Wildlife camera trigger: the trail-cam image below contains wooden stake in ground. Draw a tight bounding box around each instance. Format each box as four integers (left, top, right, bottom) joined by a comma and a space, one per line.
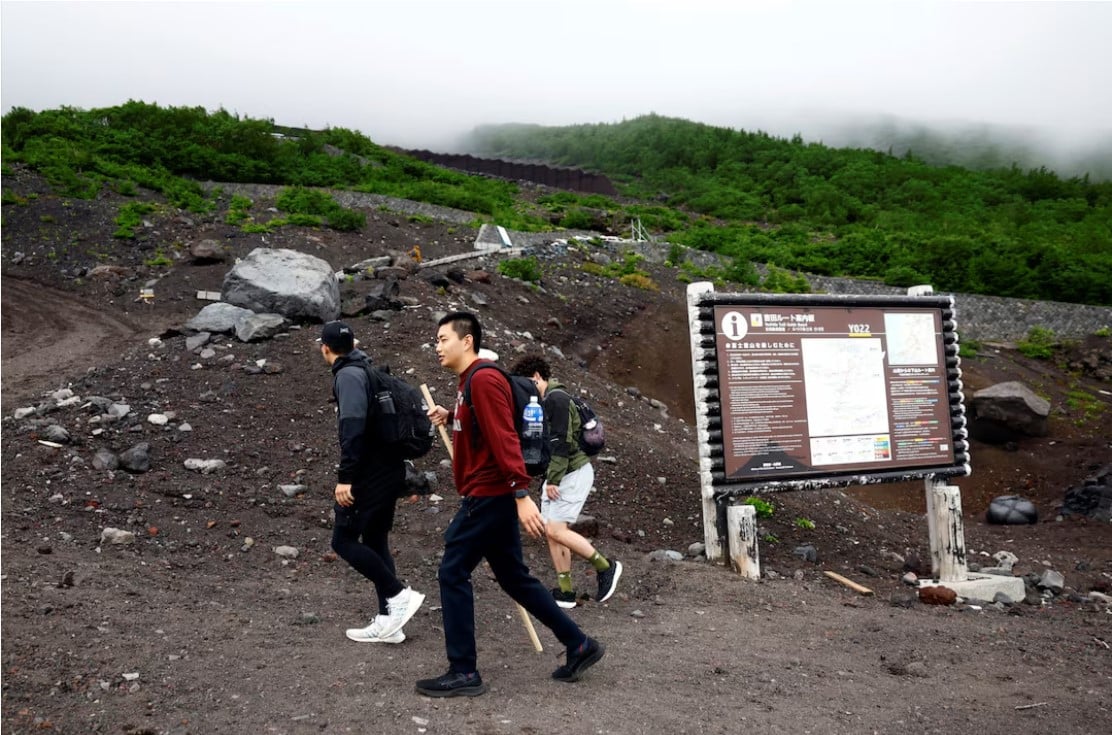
420, 384, 544, 654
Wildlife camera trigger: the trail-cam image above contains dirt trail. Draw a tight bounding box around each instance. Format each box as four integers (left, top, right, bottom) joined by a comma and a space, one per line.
1, 276, 144, 410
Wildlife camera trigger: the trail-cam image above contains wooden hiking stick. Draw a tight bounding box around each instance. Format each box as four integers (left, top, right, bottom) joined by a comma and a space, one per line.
420, 384, 544, 654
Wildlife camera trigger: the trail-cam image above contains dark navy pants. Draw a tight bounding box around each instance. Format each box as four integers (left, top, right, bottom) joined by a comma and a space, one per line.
439, 494, 587, 674
332, 497, 404, 616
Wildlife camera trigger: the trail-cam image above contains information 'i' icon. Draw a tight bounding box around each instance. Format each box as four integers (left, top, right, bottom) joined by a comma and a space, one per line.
720, 311, 748, 341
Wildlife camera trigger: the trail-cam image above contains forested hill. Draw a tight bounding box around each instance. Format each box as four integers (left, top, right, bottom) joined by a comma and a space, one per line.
2, 103, 1110, 306
462, 115, 1112, 306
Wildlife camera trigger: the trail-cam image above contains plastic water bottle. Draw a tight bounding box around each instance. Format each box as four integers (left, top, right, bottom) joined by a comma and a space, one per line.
522, 395, 545, 466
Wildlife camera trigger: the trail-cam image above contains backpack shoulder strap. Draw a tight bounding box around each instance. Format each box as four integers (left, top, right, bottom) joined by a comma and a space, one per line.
462, 362, 506, 407
338, 356, 385, 416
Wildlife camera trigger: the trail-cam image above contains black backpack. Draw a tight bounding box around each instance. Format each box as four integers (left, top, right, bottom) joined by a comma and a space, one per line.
350, 360, 434, 460
462, 362, 552, 477
549, 388, 606, 457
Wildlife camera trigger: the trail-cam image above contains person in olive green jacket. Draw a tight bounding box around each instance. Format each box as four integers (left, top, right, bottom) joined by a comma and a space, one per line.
510, 356, 622, 609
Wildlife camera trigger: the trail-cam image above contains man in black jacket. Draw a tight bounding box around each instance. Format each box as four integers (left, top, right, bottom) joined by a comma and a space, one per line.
319, 320, 425, 643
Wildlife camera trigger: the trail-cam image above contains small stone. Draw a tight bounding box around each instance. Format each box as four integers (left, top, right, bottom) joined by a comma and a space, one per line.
919, 585, 957, 606
278, 484, 307, 498
100, 528, 136, 545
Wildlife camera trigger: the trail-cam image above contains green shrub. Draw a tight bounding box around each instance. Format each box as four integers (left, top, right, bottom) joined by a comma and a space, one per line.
762, 264, 811, 293
497, 256, 542, 283
276, 186, 337, 215
287, 213, 323, 227
144, 249, 172, 268
794, 517, 815, 530
113, 201, 157, 238
1017, 326, 1056, 359
326, 208, 365, 231
619, 273, 659, 291
558, 207, 595, 230
666, 242, 686, 265
958, 338, 981, 359
883, 265, 930, 288
741, 496, 774, 518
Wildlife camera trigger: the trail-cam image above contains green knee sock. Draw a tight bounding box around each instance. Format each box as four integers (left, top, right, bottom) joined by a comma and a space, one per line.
557, 571, 574, 593
589, 552, 610, 572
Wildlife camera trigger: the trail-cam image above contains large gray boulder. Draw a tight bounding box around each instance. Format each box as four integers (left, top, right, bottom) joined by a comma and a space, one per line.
969, 381, 1050, 442
222, 248, 340, 322
185, 303, 254, 334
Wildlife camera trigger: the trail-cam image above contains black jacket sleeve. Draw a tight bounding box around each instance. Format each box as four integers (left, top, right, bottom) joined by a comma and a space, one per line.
334, 366, 370, 484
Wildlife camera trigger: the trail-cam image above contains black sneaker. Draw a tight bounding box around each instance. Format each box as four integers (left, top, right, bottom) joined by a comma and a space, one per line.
552, 587, 578, 609
415, 670, 488, 698
551, 637, 605, 682
596, 560, 623, 603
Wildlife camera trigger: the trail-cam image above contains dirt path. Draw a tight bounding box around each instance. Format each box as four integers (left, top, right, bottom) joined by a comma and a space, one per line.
1, 276, 144, 410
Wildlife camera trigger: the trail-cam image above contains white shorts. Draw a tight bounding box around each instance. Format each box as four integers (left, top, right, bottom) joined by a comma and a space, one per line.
540, 463, 594, 523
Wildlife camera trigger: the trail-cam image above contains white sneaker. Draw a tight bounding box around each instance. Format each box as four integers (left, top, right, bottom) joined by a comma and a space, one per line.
346, 614, 405, 644
378, 587, 425, 639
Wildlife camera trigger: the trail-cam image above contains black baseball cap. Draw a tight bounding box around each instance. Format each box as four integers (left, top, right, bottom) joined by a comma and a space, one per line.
317, 321, 357, 351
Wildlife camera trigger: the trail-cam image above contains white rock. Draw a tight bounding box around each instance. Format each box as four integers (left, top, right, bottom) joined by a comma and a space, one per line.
100, 527, 136, 545
147, 413, 169, 426
278, 484, 307, 498
13, 407, 36, 419
273, 545, 299, 559
184, 458, 226, 474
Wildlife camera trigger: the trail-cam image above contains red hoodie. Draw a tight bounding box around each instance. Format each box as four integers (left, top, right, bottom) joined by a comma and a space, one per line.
451, 360, 533, 497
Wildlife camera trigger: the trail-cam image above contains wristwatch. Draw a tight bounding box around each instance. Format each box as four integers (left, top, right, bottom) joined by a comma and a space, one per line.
514, 488, 530, 499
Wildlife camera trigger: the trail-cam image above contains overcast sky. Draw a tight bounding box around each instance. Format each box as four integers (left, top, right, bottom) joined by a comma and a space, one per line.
2, 0, 1110, 153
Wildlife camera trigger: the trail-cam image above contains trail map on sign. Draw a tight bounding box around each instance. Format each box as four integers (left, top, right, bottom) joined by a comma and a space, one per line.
715, 305, 954, 481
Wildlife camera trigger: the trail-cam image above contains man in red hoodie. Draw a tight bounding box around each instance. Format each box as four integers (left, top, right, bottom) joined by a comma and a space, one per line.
415, 311, 605, 698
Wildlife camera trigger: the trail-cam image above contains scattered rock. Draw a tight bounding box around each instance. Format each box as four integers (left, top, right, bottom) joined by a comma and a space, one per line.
986, 495, 1038, 524
92, 448, 119, 470
184, 458, 226, 474
118, 443, 151, 474
100, 528, 136, 545
919, 585, 957, 606
222, 248, 340, 322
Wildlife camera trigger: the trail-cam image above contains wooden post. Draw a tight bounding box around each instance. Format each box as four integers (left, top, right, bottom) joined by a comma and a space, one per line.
928, 481, 969, 583
924, 477, 942, 578
687, 282, 724, 562
726, 504, 760, 579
